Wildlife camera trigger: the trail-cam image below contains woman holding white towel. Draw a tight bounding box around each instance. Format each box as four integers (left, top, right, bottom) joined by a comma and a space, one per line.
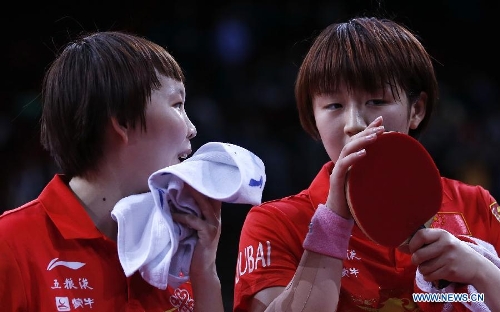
0, 31, 224, 312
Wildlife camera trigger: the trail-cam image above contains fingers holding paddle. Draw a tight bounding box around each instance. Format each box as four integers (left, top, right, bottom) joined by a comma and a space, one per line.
409, 228, 482, 286
325, 117, 385, 218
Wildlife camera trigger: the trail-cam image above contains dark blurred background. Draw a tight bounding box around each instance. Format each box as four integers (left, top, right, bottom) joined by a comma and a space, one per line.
2, 1, 499, 310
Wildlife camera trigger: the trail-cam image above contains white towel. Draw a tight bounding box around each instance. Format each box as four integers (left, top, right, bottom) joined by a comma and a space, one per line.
414, 235, 500, 312
111, 142, 266, 289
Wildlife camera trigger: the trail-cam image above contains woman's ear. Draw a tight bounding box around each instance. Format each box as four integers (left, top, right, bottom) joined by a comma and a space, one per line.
409, 92, 427, 130
110, 117, 129, 144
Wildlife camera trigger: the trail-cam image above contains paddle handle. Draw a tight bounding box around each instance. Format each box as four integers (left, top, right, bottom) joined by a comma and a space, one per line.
413, 225, 451, 289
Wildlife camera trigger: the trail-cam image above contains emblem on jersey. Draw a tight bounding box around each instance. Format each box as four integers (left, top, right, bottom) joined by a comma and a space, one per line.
55, 297, 70, 311
490, 202, 500, 223
429, 212, 471, 235
169, 288, 194, 311
47, 258, 86, 271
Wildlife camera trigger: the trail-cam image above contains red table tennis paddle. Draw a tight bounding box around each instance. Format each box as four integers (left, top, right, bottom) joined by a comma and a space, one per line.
346, 131, 442, 248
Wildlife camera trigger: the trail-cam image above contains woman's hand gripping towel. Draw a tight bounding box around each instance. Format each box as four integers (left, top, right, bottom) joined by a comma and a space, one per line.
111, 142, 266, 289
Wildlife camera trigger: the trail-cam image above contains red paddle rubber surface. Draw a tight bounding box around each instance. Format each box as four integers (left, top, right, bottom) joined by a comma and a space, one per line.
346, 132, 442, 247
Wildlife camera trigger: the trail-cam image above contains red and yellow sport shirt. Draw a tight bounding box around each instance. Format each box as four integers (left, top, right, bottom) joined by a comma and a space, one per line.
234, 161, 500, 311
0, 174, 194, 312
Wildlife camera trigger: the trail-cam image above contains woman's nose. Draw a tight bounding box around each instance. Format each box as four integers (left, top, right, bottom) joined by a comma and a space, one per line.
344, 107, 367, 136
186, 117, 197, 140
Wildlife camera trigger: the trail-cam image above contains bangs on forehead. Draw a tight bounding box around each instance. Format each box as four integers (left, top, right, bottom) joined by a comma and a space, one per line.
150, 48, 184, 82
308, 20, 402, 97
124, 34, 184, 90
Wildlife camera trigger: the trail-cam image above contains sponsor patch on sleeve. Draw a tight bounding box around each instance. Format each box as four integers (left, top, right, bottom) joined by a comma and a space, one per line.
490, 202, 500, 223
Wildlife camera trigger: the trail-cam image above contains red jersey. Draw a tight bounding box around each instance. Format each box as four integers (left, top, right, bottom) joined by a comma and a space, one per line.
0, 174, 194, 312
233, 162, 500, 311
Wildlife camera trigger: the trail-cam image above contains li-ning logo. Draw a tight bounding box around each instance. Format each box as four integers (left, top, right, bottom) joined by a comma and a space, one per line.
47, 258, 86, 271
248, 151, 264, 188
249, 176, 263, 188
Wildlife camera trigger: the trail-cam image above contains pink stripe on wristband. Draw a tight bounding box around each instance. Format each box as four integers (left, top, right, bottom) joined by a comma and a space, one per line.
303, 204, 354, 259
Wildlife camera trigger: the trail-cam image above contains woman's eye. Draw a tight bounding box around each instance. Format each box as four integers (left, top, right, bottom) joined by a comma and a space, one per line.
367, 99, 385, 106
325, 103, 342, 110
173, 102, 183, 109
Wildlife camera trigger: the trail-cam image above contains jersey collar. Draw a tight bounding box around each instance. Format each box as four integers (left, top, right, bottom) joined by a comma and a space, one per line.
39, 174, 103, 240
307, 161, 334, 210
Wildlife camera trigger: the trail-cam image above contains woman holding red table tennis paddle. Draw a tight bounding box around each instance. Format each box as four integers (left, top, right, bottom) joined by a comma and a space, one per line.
234, 17, 500, 312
